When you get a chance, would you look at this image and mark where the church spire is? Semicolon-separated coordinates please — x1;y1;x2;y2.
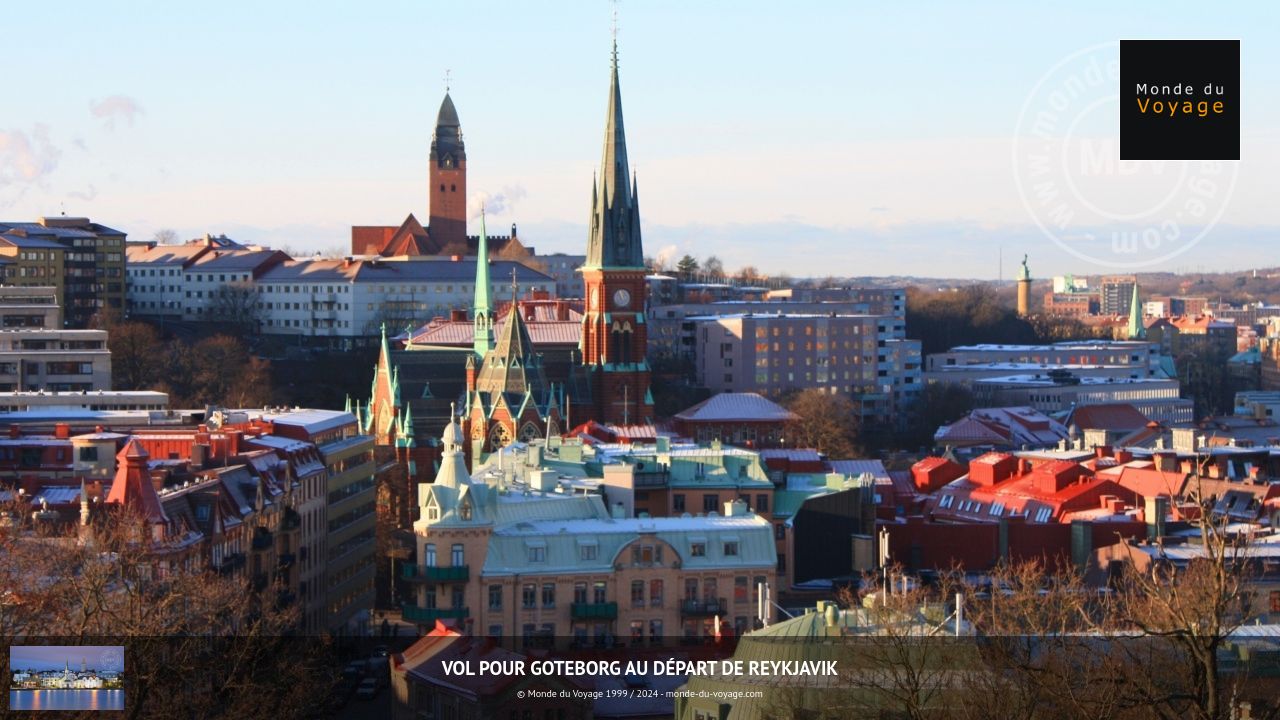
473;210;493;357
585;39;644;270
1127;282;1145;339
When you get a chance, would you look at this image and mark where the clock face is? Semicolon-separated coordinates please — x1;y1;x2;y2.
613;288;631;308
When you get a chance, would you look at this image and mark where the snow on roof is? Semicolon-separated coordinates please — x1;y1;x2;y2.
674;393;798;423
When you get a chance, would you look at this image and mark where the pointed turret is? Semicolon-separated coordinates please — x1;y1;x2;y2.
105;439;167;525
473;210;494;357
585;40;645;270
1127;282;1145;339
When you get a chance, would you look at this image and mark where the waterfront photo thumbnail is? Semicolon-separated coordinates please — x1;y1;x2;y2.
9;645;124;711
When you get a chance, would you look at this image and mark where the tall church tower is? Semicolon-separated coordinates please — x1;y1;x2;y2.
429;93;467;248
580;40;652;425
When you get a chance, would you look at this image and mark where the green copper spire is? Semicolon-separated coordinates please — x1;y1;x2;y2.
473;210;494;357
1127;282;1145;339
585;39;644;270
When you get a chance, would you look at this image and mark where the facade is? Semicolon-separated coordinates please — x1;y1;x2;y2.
124;234;264;319
926;341;1162;387
1099;275;1138;316
255;257;554;345
408;419;778;646
686;312;921;428
260;409;378;635
0;328;110;392
0;285;60;328
539;253;586;299
0;235;66;305
1043;291;1098;317
971;373;1193;425
0;217;126;328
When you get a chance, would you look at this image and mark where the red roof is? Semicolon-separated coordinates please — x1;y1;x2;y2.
1068;403;1152;432
104;439;167;524
395;622;589;698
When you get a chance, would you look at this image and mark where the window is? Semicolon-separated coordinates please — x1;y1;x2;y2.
451;586;464;609
650;619;663;644
579;544;598;561
691;542;706;557
527;545;546;563
78;446;98;462
631;580;644;607
424;586;437;609
542;583;556;608
735;576;748;603
756;494;769;514
592;581;607;604
451;544;464;566
650;579;663;607
775;523;785;540
424;544;437;567
673;494;685;512
685;578;698;601
723;541;739;557
574;582;587;604
1034;507;1053;523
702;494;719;513
522;584;536;609
938;494;955;509
489;584;503;610
989;503;1004;516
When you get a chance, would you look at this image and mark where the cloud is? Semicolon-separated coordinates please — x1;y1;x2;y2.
68;184;97;202
468;184;527;220
89;95;144;130
0;124;61;205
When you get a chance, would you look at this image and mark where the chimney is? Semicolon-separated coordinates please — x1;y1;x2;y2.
226;429;243;455
1114;449;1133;464
724;498;749;517
191;443;209;468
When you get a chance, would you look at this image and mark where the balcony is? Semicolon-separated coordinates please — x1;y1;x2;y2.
570;602;618;620
401;603;469;624
680;598;727;616
401;564;469;583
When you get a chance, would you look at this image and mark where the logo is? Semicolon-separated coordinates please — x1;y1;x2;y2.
1120;40;1239;160
1013;42;1238;268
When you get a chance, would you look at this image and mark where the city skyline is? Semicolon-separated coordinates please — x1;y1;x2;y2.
2;1;1275;277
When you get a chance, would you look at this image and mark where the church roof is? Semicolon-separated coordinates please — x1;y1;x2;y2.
436;92;460;128
585;41;644;270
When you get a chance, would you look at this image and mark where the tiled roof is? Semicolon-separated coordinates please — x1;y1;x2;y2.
674;393;798;423
409;319;581;346
188;249;284;271
126;243;208;264
1068;403;1151;432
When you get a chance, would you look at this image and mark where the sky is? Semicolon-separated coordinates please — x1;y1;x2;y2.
9;646;123;673
1;1;1276;279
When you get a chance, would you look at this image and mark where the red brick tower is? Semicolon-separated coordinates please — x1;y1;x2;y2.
429;92;467;249
580;41;653;425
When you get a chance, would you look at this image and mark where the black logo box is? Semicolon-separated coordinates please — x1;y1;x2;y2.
1120;40;1239;160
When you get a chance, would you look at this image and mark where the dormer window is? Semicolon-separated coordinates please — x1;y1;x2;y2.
459;499;472;521
427;505;440;521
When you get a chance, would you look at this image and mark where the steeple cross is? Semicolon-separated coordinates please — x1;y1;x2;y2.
444;68;452;92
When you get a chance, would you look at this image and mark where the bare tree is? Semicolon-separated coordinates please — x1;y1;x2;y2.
151;228;179;245
206;282;263;335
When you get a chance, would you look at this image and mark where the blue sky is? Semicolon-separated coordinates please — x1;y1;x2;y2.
9;646;122;672
2;1;1275;277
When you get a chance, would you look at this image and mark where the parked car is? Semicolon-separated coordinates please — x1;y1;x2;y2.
355;678;379;701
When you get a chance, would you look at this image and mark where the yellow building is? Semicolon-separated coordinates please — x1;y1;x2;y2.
0;233;66;307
